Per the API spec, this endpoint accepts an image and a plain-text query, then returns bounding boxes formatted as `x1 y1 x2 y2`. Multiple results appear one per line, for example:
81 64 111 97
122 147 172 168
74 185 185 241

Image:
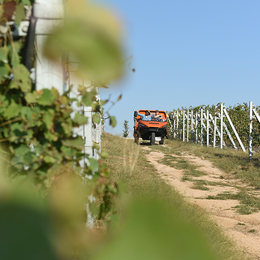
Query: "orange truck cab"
133 110 169 145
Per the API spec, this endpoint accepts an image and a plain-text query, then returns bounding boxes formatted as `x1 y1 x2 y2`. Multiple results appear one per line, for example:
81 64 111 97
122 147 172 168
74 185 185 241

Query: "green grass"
157 153 206 180
206 191 260 214
192 180 210 190
102 133 248 260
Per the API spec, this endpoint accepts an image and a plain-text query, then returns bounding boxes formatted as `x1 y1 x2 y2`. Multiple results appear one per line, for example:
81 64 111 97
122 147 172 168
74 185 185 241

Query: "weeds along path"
143 145 260 260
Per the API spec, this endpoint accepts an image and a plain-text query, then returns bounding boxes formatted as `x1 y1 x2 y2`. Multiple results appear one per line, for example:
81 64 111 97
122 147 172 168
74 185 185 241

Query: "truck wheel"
159 137 164 145
150 132 155 145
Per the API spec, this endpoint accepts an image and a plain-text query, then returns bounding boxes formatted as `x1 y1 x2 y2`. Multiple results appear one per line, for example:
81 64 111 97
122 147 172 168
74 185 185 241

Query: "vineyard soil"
144 146 260 260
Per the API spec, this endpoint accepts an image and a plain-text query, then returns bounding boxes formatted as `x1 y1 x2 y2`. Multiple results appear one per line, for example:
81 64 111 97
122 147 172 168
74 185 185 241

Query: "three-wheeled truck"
133 110 169 145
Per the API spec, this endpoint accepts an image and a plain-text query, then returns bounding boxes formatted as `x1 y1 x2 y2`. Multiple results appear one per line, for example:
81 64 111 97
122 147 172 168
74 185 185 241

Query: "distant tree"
123 120 129 137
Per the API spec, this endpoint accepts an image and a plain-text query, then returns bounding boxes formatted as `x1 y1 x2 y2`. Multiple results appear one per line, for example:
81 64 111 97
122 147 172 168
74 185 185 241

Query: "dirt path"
143 147 260 260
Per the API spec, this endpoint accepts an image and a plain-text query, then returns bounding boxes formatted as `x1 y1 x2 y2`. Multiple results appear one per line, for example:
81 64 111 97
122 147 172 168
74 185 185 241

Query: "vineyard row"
168 101 260 159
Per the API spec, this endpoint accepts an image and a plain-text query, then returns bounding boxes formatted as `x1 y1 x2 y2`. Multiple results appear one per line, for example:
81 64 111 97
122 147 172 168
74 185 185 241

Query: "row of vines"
168 102 260 150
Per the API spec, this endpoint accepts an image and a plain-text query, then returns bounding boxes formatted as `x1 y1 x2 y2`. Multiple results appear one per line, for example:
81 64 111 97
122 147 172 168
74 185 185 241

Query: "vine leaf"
0 46 9 61
10 64 31 92
109 116 117 127
0 63 10 81
38 89 55 106
15 3 25 26
6 100 21 119
61 136 84 150
25 92 37 103
74 112 88 125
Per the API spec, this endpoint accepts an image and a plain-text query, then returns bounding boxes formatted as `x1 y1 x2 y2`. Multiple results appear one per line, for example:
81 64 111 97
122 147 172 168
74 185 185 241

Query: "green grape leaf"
109 116 117 127
21 107 33 120
0 63 10 81
44 131 58 142
8 42 21 68
88 158 99 172
92 113 101 124
15 3 25 26
6 100 21 119
43 156 56 164
43 113 53 130
61 122 72 135
61 146 75 159
50 87 60 101
13 144 30 157
11 64 31 92
0 46 9 62
25 92 37 103
38 89 55 106
74 112 88 125
61 136 84 150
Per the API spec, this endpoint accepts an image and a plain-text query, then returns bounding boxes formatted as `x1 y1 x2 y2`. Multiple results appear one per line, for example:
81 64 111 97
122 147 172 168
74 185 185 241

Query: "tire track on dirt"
144 147 260 260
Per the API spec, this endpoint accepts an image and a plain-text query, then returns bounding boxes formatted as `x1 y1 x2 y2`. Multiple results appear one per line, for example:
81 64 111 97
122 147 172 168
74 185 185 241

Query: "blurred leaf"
0 46 9 62
0 63 10 81
88 158 99 172
61 122 72 135
21 106 33 120
61 136 84 150
100 99 108 105
93 197 217 260
15 3 25 26
43 113 53 130
25 92 37 103
6 100 21 119
43 0 123 81
61 146 75 159
13 144 30 157
81 88 97 106
8 42 21 68
101 150 108 159
109 116 117 128
92 113 101 124
117 94 122 101
74 112 88 125
38 89 54 106
0 202 57 260
11 64 31 92
44 131 58 142
44 156 56 164
50 87 60 101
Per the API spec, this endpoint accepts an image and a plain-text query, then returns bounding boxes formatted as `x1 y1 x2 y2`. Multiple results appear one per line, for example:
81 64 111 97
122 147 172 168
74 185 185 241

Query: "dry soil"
143 146 260 260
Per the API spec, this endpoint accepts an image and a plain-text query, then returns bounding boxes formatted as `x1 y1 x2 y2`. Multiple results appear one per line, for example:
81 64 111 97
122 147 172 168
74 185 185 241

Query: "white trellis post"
249 101 253 159
176 111 179 138
180 111 182 140
213 107 216 148
195 111 198 143
220 103 224 149
200 108 203 146
182 110 185 142
206 110 209 147
191 110 194 142
187 109 189 142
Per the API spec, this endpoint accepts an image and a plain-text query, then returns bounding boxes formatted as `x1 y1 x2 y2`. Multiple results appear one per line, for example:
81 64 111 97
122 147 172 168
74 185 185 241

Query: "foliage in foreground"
0 1 123 258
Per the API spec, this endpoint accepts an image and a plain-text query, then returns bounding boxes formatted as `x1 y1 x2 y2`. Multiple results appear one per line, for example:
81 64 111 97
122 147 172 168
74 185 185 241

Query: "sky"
97 0 260 136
